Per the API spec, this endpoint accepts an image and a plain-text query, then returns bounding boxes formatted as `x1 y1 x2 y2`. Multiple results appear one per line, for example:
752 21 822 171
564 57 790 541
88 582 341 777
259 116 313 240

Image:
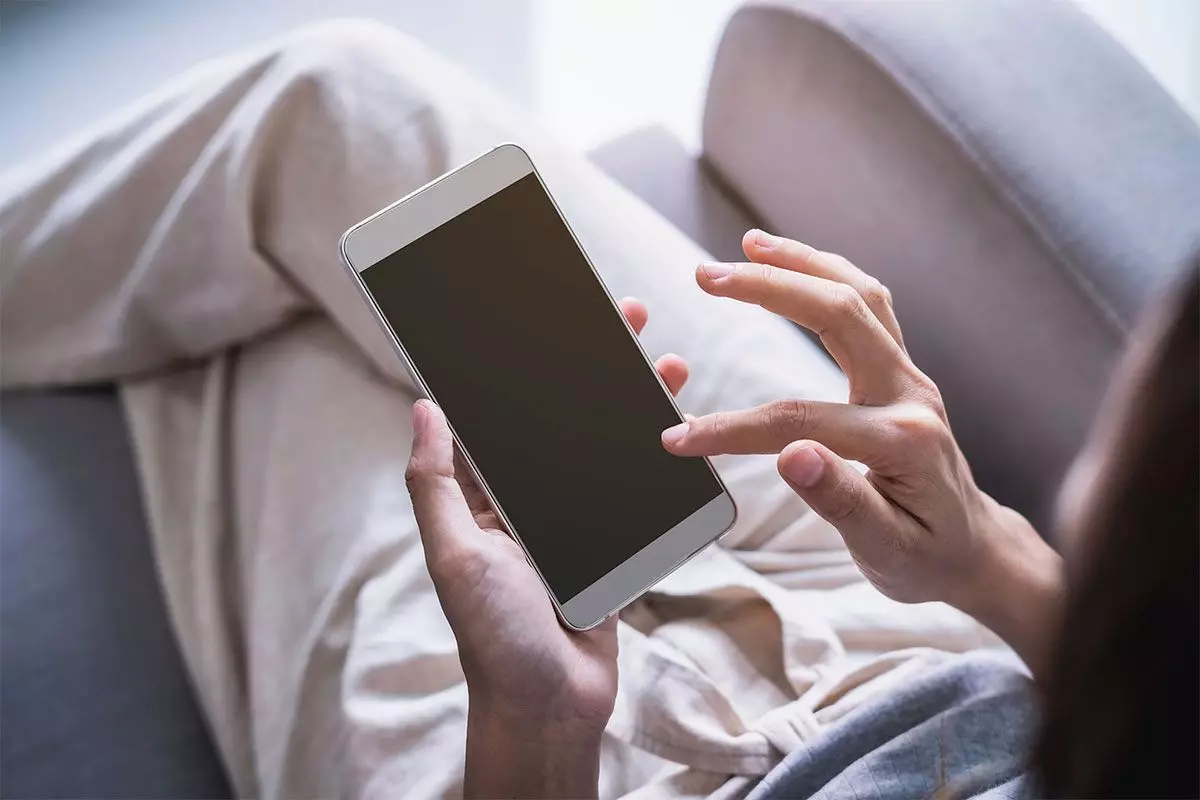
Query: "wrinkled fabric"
0 20 998 799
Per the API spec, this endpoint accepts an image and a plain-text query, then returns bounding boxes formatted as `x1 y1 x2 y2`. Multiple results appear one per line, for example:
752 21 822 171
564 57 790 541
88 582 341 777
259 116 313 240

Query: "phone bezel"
339 143 737 630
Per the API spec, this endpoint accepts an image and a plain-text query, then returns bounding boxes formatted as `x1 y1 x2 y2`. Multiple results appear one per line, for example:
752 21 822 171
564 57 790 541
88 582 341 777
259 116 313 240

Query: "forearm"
951 498 1066 679
464 696 605 799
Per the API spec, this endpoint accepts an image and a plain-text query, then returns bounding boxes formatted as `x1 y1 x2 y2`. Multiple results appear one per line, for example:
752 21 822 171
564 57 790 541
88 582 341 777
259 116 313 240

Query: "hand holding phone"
406 299 686 726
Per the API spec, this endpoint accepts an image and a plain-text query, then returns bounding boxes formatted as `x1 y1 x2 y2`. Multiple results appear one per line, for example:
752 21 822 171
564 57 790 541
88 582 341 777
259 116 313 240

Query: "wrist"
462 658 617 726
951 497 1066 677
465 690 606 799
466 685 611 736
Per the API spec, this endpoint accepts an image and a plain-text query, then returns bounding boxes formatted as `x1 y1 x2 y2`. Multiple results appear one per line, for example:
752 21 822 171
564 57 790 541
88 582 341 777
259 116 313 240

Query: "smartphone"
339 144 736 629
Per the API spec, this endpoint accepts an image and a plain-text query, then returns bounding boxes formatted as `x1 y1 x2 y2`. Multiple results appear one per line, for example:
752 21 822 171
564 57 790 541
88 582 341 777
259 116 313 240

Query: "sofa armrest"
702 0 1200 528
590 126 763 265
1 389 233 798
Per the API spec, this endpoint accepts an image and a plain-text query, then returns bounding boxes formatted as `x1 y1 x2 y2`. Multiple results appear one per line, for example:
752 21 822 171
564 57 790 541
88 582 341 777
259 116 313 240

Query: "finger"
406 400 478 562
452 446 498 522
616 296 688 396
618 297 648 335
654 353 689 396
662 399 881 462
742 230 905 349
592 615 619 638
695 261 908 402
777 440 903 546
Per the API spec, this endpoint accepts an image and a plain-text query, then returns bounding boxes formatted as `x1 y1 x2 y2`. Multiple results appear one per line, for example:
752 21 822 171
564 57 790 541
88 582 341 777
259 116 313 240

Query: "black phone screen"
361 173 722 603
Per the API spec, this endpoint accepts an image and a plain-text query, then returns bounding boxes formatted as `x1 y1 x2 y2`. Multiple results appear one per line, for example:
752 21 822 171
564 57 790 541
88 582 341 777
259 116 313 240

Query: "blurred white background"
1 0 1197 169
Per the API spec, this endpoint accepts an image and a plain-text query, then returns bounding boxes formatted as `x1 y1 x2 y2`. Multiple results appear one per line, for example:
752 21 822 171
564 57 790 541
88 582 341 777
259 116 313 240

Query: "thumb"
406 400 477 564
777 440 894 534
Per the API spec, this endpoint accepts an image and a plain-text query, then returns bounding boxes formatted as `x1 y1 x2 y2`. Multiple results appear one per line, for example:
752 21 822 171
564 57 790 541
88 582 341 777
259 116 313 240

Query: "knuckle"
822 252 856 274
908 369 948 415
404 455 426 487
405 453 453 490
791 241 820 269
825 470 864 523
884 405 949 453
702 411 732 443
828 283 869 323
756 263 785 292
909 368 937 394
858 276 891 309
764 398 809 440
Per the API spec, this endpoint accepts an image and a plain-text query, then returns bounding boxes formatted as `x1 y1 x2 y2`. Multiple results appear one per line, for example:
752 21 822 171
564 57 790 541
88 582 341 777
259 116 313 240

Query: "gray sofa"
3 0 1198 796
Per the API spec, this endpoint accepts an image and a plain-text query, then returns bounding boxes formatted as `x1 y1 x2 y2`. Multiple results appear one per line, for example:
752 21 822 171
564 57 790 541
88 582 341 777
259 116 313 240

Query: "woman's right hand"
662 230 1062 669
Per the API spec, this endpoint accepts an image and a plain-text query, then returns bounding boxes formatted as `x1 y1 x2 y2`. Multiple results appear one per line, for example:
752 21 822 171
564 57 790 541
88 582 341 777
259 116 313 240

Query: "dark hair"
1036 262 1199 798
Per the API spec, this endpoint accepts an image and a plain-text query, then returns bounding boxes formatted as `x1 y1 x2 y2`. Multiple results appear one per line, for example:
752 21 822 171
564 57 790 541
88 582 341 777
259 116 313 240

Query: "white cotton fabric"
0 20 996 799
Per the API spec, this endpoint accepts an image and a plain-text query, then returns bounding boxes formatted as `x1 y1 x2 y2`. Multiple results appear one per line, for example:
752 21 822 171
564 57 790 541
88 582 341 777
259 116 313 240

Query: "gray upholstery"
591 129 834 366
702 0 1200 528
590 127 760 265
0 390 232 799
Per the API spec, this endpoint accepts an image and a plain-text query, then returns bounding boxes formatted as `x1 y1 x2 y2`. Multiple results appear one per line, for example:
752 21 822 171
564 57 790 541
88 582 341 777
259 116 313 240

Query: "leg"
0 17 851 565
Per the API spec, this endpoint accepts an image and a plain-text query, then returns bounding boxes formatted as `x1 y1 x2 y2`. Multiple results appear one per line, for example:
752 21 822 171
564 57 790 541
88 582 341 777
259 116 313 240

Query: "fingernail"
699 262 733 280
781 444 824 488
661 422 689 446
752 229 780 249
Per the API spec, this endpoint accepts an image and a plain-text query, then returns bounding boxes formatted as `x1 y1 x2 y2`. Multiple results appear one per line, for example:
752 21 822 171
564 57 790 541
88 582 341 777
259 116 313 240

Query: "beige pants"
0 20 993 799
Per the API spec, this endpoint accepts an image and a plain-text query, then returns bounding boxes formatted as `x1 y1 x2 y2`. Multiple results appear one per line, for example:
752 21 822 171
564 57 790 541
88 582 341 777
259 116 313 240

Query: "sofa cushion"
0 389 232 799
590 126 761 265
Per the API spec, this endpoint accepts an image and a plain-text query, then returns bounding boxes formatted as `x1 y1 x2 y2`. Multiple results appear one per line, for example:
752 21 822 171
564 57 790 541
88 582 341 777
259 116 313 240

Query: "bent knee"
285 17 408 62
260 18 440 129
268 18 423 92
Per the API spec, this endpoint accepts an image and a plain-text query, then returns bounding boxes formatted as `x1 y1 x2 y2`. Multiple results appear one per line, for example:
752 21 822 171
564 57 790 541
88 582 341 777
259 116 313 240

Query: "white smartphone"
339 143 737 630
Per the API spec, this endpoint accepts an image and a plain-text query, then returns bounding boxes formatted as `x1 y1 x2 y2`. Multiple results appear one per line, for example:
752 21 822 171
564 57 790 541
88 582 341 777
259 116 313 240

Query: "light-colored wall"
1076 0 1199 120
1 0 1196 168
531 0 740 151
